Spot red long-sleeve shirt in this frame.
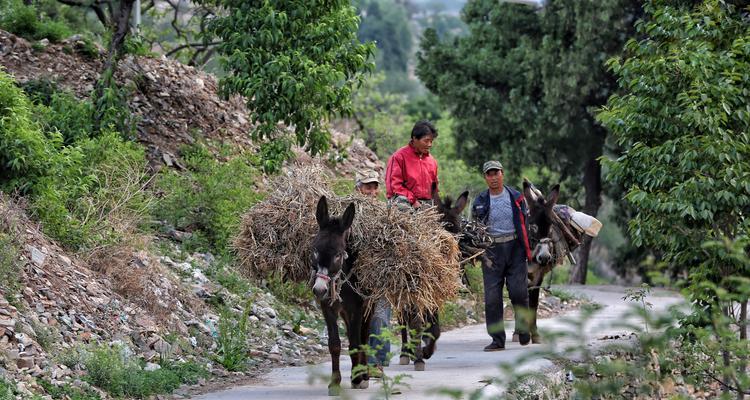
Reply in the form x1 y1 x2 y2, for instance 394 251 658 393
385 144 439 204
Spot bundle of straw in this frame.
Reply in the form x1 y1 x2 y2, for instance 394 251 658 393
233 164 461 314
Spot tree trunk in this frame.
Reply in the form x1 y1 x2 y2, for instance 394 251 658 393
569 151 603 284
92 0 135 134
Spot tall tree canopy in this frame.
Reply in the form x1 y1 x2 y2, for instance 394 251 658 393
204 0 375 156
416 0 641 282
601 0 750 290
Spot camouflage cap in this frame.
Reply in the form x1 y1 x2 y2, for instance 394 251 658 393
482 160 504 174
356 169 380 185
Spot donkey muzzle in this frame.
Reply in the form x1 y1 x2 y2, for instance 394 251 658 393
312 271 330 297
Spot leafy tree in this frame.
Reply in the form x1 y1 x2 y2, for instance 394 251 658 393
416 0 641 283
601 0 749 394
357 0 413 74
203 0 375 157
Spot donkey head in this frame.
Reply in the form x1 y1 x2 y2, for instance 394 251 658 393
523 179 560 266
312 196 355 299
431 185 469 234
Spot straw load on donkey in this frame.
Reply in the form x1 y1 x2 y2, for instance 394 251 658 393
233 166 461 394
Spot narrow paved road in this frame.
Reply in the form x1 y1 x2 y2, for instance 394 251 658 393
193 285 683 400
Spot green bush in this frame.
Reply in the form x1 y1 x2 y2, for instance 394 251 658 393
0 378 15 400
34 19 71 42
0 0 72 42
83 343 208 398
153 145 263 255
0 233 20 304
31 132 152 250
0 69 56 193
0 0 38 39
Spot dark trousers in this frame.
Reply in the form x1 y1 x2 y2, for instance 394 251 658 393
482 240 530 345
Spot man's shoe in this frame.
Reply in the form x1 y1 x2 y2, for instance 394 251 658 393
483 342 505 352
518 332 531 346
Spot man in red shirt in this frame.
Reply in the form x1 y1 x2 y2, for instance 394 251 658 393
385 120 439 210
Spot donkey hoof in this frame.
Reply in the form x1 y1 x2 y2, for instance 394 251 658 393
532 335 542 344
328 385 341 396
399 356 410 365
353 380 369 389
511 333 519 343
414 362 425 371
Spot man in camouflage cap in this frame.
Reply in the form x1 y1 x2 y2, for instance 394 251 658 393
354 169 390 376
355 169 381 197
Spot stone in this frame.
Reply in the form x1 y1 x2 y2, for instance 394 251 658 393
26 245 46 267
144 362 161 371
58 254 72 268
17 357 34 369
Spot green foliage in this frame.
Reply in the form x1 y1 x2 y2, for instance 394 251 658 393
0 233 21 304
204 0 375 155
266 273 313 305
600 0 750 283
31 132 152 251
38 380 101 400
351 72 412 158
83 343 208 398
213 302 251 372
0 0 72 42
153 144 263 255
599 0 750 396
0 70 56 193
93 70 137 140
356 0 412 74
258 136 294 174
34 91 94 145
0 378 16 400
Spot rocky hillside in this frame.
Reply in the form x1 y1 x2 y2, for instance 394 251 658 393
0 28 577 399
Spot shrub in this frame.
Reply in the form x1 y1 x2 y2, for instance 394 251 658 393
0 0 38 40
31 132 152 251
83 343 208 398
31 90 94 145
153 144 263 255
0 69 56 193
0 0 72 42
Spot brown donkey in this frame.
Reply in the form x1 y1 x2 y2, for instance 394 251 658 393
311 196 371 395
398 189 469 370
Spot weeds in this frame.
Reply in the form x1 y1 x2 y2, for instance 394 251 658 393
83 343 207 398
0 233 21 305
213 300 252 371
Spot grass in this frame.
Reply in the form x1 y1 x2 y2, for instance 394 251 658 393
0 233 21 305
38 380 101 400
83 343 208 398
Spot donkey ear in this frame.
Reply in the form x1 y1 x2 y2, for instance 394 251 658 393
316 196 329 228
341 203 356 231
431 182 441 205
546 184 560 207
454 191 470 214
523 179 537 206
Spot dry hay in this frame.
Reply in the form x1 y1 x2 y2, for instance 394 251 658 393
234 164 461 314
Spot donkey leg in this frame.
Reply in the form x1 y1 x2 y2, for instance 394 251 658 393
528 285 542 344
322 307 342 396
398 316 411 365
410 319 426 371
346 312 368 389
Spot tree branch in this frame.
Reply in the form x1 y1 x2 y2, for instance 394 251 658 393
165 41 221 57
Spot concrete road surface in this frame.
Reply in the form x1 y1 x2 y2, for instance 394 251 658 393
193 285 684 400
